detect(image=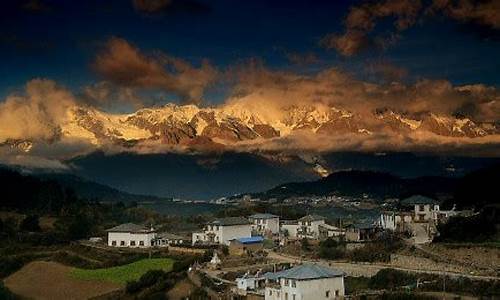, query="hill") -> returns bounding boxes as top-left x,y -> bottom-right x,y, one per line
256,165 -> 499,209
37,173 -> 168,203
0,167 -> 169,212
255,170 -> 457,202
